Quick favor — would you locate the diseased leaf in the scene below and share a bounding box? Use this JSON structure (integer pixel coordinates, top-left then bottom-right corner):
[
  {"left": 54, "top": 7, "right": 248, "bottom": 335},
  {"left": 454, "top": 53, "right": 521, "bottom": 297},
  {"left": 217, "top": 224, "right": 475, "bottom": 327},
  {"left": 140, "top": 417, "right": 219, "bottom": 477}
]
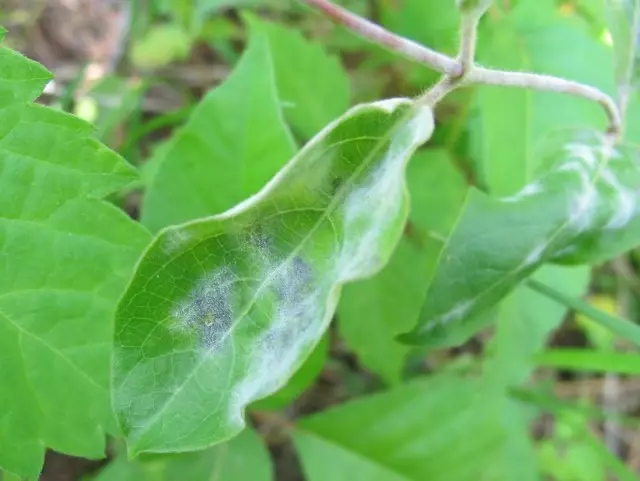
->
[
  {"left": 338, "top": 150, "right": 467, "bottom": 383},
  {"left": 472, "top": 0, "right": 614, "bottom": 196},
  {"left": 293, "top": 374, "right": 505, "bottom": 481},
  {"left": 400, "top": 130, "right": 640, "bottom": 345},
  {"left": 606, "top": 0, "right": 640, "bottom": 109},
  {"left": 141, "top": 25, "right": 296, "bottom": 233},
  {"left": 90, "top": 429, "right": 272, "bottom": 481},
  {"left": 0, "top": 33, "right": 150, "bottom": 478},
  {"left": 113, "top": 99, "right": 434, "bottom": 454},
  {"left": 246, "top": 14, "right": 351, "bottom": 139}
]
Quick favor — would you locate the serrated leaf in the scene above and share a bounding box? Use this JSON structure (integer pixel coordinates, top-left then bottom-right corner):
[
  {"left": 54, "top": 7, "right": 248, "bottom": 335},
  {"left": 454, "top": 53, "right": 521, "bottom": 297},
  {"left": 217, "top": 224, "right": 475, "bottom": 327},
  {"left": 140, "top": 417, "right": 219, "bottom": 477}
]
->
[
  {"left": 0, "top": 39, "right": 150, "bottom": 477},
  {"left": 141, "top": 25, "right": 296, "bottom": 233},
  {"left": 293, "top": 374, "right": 505, "bottom": 481},
  {"left": 606, "top": 0, "right": 640, "bottom": 108},
  {"left": 338, "top": 150, "right": 467, "bottom": 383},
  {"left": 113, "top": 99, "right": 434, "bottom": 454},
  {"left": 401, "top": 130, "right": 640, "bottom": 345},
  {"left": 245, "top": 14, "right": 351, "bottom": 139},
  {"left": 90, "top": 428, "right": 272, "bottom": 481}
]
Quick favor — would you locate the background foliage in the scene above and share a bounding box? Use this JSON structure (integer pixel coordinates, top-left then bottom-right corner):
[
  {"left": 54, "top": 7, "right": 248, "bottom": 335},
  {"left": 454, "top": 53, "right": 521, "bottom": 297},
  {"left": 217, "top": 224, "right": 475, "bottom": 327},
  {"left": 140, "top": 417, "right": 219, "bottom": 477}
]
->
[{"left": 1, "top": 0, "right": 640, "bottom": 480}]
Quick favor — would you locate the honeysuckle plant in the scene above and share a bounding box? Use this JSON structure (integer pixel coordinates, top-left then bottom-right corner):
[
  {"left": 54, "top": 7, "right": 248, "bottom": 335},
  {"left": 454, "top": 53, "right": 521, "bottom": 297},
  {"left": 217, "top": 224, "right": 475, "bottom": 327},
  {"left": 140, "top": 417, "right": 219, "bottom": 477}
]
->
[{"left": 2, "top": 1, "right": 640, "bottom": 480}]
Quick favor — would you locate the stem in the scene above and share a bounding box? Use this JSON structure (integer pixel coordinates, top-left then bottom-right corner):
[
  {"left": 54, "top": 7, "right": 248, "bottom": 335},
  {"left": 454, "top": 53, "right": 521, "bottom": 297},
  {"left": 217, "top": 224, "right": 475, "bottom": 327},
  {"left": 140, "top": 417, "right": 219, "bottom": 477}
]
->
[
  {"left": 467, "top": 68, "right": 623, "bottom": 138},
  {"left": 299, "top": 0, "right": 623, "bottom": 138},
  {"left": 298, "top": 0, "right": 461, "bottom": 76},
  {"left": 456, "top": 13, "right": 480, "bottom": 76}
]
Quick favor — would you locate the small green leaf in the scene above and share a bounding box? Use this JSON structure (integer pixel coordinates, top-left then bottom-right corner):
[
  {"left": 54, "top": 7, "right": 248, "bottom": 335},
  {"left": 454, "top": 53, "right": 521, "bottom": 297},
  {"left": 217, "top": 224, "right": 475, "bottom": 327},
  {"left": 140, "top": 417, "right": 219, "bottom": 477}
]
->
[
  {"left": 535, "top": 349, "right": 640, "bottom": 374},
  {"left": 338, "top": 150, "right": 467, "bottom": 383},
  {"left": 527, "top": 279, "right": 640, "bottom": 347},
  {"left": 141, "top": 26, "right": 296, "bottom": 232},
  {"left": 90, "top": 428, "right": 272, "bottom": 481},
  {"left": 293, "top": 374, "right": 504, "bottom": 481},
  {"left": 0, "top": 36, "right": 150, "bottom": 478},
  {"left": 401, "top": 130, "right": 640, "bottom": 345},
  {"left": 113, "top": 99, "right": 434, "bottom": 454},
  {"left": 245, "top": 14, "right": 351, "bottom": 139}
]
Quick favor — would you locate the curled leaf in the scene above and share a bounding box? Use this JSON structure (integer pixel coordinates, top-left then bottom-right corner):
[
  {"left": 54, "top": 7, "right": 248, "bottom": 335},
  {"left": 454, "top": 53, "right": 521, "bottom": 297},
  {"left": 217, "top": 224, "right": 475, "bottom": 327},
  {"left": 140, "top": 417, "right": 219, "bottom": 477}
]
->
[
  {"left": 113, "top": 99, "right": 434, "bottom": 454},
  {"left": 400, "top": 129, "right": 640, "bottom": 346}
]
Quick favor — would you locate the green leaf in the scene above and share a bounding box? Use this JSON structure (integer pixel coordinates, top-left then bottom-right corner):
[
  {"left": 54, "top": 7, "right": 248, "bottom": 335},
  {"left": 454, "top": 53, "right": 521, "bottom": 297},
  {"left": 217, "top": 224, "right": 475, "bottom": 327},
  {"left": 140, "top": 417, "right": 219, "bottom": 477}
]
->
[
  {"left": 400, "top": 130, "right": 640, "bottom": 345},
  {"left": 472, "top": 0, "right": 614, "bottom": 195},
  {"left": 141, "top": 25, "right": 296, "bottom": 233},
  {"left": 113, "top": 99, "right": 434, "bottom": 454},
  {"left": 245, "top": 14, "right": 351, "bottom": 139},
  {"left": 293, "top": 374, "right": 505, "bottom": 481},
  {"left": 527, "top": 279, "right": 640, "bottom": 347},
  {"left": 338, "top": 150, "right": 467, "bottom": 383},
  {"left": 90, "top": 428, "right": 272, "bottom": 481},
  {"left": 0, "top": 39, "right": 150, "bottom": 477},
  {"left": 606, "top": 0, "right": 640, "bottom": 108},
  {"left": 535, "top": 349, "right": 640, "bottom": 374}
]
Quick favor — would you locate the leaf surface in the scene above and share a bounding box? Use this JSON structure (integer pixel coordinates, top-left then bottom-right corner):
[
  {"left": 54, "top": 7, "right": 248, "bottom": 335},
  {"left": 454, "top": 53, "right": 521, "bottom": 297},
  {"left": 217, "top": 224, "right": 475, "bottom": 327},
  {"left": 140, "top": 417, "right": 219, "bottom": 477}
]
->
[
  {"left": 293, "top": 374, "right": 504, "bottom": 481},
  {"left": 401, "top": 130, "right": 640, "bottom": 345},
  {"left": 0, "top": 32, "right": 150, "bottom": 478},
  {"left": 338, "top": 150, "right": 467, "bottom": 383},
  {"left": 90, "top": 428, "right": 272, "bottom": 481},
  {"left": 141, "top": 26, "right": 296, "bottom": 232},
  {"left": 246, "top": 15, "right": 351, "bottom": 139},
  {"left": 113, "top": 98, "right": 434, "bottom": 454},
  {"left": 606, "top": 0, "right": 640, "bottom": 111}
]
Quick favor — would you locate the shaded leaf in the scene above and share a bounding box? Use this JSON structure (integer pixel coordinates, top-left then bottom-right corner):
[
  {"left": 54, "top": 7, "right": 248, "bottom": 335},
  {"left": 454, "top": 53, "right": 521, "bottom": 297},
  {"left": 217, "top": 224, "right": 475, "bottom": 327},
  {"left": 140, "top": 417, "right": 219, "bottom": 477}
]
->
[
  {"left": 141, "top": 25, "right": 296, "bottom": 232},
  {"left": 90, "top": 429, "right": 272, "bottom": 481},
  {"left": 401, "top": 130, "right": 640, "bottom": 345},
  {"left": 113, "top": 99, "right": 434, "bottom": 454},
  {"left": 338, "top": 150, "right": 467, "bottom": 383},
  {"left": 0, "top": 35, "right": 150, "bottom": 478}
]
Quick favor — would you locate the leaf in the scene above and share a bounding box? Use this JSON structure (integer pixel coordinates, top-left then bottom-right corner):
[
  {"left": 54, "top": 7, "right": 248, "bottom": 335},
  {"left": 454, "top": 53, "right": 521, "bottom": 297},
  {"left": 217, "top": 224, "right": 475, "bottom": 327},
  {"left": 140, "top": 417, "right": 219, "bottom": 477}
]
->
[
  {"left": 472, "top": 0, "right": 615, "bottom": 196},
  {"left": 141, "top": 25, "right": 296, "bottom": 233},
  {"left": 606, "top": 0, "right": 640, "bottom": 108},
  {"left": 90, "top": 428, "right": 272, "bottom": 481},
  {"left": 245, "top": 14, "right": 351, "bottom": 139},
  {"left": 250, "top": 333, "right": 329, "bottom": 410},
  {"left": 338, "top": 150, "right": 467, "bottom": 383},
  {"left": 112, "top": 99, "right": 434, "bottom": 455},
  {"left": 535, "top": 349, "right": 640, "bottom": 374},
  {"left": 400, "top": 130, "right": 640, "bottom": 345},
  {"left": 293, "top": 374, "right": 505, "bottom": 481},
  {"left": 0, "top": 33, "right": 150, "bottom": 477},
  {"left": 527, "top": 279, "right": 640, "bottom": 347}
]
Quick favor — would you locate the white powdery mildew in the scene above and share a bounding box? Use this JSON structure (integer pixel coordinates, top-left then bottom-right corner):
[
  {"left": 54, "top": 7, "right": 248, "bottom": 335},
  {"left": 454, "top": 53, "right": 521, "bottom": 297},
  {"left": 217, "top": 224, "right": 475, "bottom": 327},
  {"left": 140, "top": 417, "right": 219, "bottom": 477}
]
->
[
  {"left": 171, "top": 266, "right": 236, "bottom": 352},
  {"left": 340, "top": 106, "right": 432, "bottom": 280},
  {"left": 228, "top": 254, "right": 324, "bottom": 427},
  {"left": 420, "top": 300, "right": 474, "bottom": 334},
  {"left": 600, "top": 167, "right": 637, "bottom": 230},
  {"left": 501, "top": 181, "right": 544, "bottom": 203},
  {"left": 523, "top": 241, "right": 548, "bottom": 266},
  {"left": 560, "top": 147, "right": 599, "bottom": 233},
  {"left": 162, "top": 229, "right": 193, "bottom": 255}
]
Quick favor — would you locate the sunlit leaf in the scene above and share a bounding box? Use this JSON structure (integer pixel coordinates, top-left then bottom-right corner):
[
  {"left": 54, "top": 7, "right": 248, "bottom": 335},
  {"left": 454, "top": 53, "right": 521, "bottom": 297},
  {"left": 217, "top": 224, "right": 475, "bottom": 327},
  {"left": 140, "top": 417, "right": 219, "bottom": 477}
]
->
[
  {"left": 113, "top": 99, "right": 434, "bottom": 454},
  {"left": 141, "top": 26, "right": 296, "bottom": 233},
  {"left": 0, "top": 31, "right": 150, "bottom": 478}
]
